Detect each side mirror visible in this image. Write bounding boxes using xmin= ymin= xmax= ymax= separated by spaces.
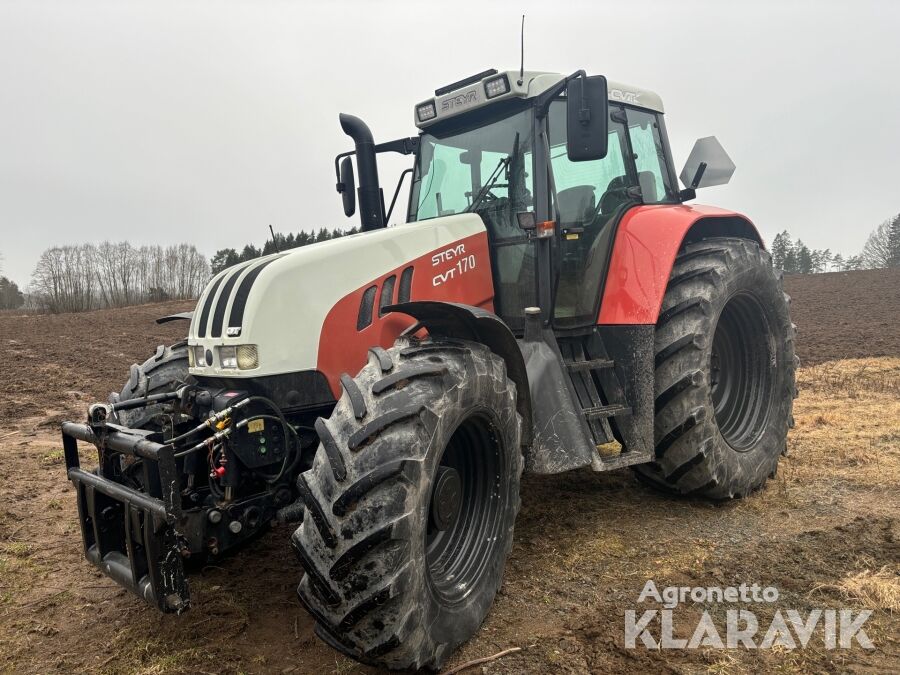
xmin=679 ymin=136 xmax=735 ymax=194
xmin=566 ymin=75 xmax=609 ymax=162
xmin=339 ymin=156 xmax=356 ymax=217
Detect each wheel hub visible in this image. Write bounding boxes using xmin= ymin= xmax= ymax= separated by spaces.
xmin=430 ymin=466 xmax=461 ymax=531
xmin=424 ymin=413 xmax=506 ymax=605
xmin=710 ymin=292 xmax=775 ymax=450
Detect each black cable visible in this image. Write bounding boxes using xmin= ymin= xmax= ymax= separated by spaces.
xmin=239 ymin=397 xmax=297 ymax=484
xmin=236 ymin=412 xmax=313 ymax=483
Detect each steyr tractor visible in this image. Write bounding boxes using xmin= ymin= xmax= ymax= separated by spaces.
xmin=62 ymin=68 xmax=796 ymax=670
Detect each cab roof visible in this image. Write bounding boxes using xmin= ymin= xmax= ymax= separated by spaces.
xmin=415 ymin=69 xmax=664 ymax=129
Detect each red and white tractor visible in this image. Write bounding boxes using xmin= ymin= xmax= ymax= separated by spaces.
xmin=62 ymin=68 xmax=796 ymax=670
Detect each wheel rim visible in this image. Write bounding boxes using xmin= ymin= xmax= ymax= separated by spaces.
xmin=425 ymin=412 xmax=505 ymax=604
xmin=709 ymin=292 xmax=775 ymax=451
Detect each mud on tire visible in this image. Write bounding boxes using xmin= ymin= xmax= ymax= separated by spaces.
xmin=111 ymin=341 xmax=190 ymax=429
xmin=634 ymin=237 xmax=797 ymax=499
xmin=291 ymin=338 xmax=522 ymax=670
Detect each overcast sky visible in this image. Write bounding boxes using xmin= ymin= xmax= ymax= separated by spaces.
xmin=1 ymin=0 xmax=898 ymax=286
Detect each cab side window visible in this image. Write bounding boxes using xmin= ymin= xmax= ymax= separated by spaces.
xmin=548 ymin=102 xmax=631 ymax=224
xmin=625 ymin=109 xmax=676 ymax=203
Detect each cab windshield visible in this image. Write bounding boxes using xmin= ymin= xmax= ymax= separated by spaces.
xmin=408 ymin=107 xmax=534 ymax=223
xmin=409 ymin=107 xmax=537 ymax=323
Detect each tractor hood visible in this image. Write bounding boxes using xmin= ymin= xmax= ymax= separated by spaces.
xmin=187 ymin=214 xmax=492 ymax=380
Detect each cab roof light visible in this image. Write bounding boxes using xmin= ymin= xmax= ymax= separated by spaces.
xmin=416 ymin=101 xmax=437 ymax=123
xmin=484 ymin=74 xmax=510 ymax=99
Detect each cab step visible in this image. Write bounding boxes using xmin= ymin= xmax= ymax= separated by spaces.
xmin=566 ymin=358 xmax=614 ymax=372
xmin=583 ymin=403 xmax=631 ymax=419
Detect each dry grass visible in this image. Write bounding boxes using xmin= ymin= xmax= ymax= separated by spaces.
xmin=797 ymin=357 xmax=900 ymax=397
xmin=833 ymin=567 xmax=900 ymax=612
xmin=788 ymin=358 xmax=900 ymax=494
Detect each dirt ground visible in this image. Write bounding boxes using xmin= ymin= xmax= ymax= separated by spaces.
xmin=1 ymin=271 xmax=898 ymax=674
xmin=783 ymin=267 xmax=900 ymax=365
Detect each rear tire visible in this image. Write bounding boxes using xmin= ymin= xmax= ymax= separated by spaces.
xmin=634 ymin=237 xmax=797 ymax=499
xmin=291 ymin=338 xmax=522 ymax=670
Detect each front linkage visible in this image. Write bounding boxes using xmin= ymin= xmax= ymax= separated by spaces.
xmin=62 ymin=386 xmax=307 ymax=613
xmin=63 ymin=417 xmax=190 ymax=612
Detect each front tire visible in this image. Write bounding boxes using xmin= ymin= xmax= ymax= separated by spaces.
xmin=112 ymin=341 xmax=190 ymax=429
xmin=635 ymin=237 xmax=797 ymax=499
xmin=292 ymin=338 xmax=522 ymax=670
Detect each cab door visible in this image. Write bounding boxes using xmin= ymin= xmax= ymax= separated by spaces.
xmin=547 ymin=101 xmax=678 ymax=328
xmin=547 ymin=101 xmax=633 ymax=328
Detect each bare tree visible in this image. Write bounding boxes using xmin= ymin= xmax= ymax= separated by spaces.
xmin=861 ymin=216 xmax=897 ymax=269
xmin=29 ymin=241 xmax=209 ymax=313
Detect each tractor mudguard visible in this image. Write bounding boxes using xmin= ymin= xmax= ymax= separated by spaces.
xmin=384 ymin=301 xmax=532 ymax=446
xmin=156 ymin=311 xmax=194 ymax=325
xmin=598 ymin=204 xmax=763 ymax=324
xmin=517 ymin=323 xmax=598 ymax=473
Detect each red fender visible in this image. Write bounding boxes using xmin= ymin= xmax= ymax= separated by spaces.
xmin=597 ymin=204 xmax=763 ymax=325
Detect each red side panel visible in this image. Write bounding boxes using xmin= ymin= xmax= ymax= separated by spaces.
xmin=317 ymin=232 xmax=493 ymax=396
xmin=597 ymin=204 xmax=761 ymax=325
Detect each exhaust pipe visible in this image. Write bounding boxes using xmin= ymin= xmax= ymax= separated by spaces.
xmin=339 ymin=113 xmax=385 ymax=231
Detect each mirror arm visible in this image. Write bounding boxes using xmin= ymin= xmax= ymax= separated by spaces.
xmin=385 ymin=168 xmax=414 ymax=224
xmin=678 ymin=161 xmax=708 ymax=202
xmin=375 ymin=137 xmax=420 ymax=155
xmin=335 ymin=137 xmax=419 ymax=193
xmin=334 ymin=150 xmax=354 ymax=192
xmin=690 ymin=161 xmax=708 ymax=189
xmin=535 ymin=69 xmax=586 ymax=118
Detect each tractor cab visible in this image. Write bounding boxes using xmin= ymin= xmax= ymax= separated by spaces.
xmin=409 ymin=70 xmax=680 ymax=332
xmin=337 ymin=69 xmax=695 ymax=332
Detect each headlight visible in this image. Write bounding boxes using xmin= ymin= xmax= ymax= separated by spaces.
xmin=236 ymin=345 xmax=259 ymax=370
xmin=219 ymin=346 xmax=238 ymax=369
xmin=217 ymin=345 xmax=258 ymax=370
xmin=194 ymin=345 xmax=206 ymax=367
xmin=188 ymin=346 xmax=195 ymax=367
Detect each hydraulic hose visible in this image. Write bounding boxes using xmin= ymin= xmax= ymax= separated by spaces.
xmin=169 ymin=397 xmax=252 ymax=447
xmin=174 ymin=395 xmax=306 ymax=487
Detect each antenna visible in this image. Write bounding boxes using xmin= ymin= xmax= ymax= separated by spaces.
xmin=268 ymin=224 xmax=280 ymax=253
xmin=517 ymin=15 xmax=525 ymax=85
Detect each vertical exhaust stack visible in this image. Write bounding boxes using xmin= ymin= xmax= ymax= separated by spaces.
xmin=339 ymin=113 xmax=385 ymax=231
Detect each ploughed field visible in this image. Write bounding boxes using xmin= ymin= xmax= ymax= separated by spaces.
xmin=0 ymin=270 xmax=898 ymax=674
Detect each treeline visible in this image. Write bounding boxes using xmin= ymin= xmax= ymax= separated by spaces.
xmin=770 ymin=233 xmax=858 ymax=274
xmin=211 ymin=226 xmax=358 ymax=274
xmin=0 ymin=276 xmax=24 ymax=310
xmin=30 ymin=242 xmax=209 ymax=313
xmin=0 ymin=255 xmax=25 ymax=310
xmin=772 ymin=213 xmax=900 ymax=274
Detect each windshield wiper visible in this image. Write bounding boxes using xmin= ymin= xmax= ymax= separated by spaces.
xmin=465 ymin=156 xmax=509 ymax=213
xmin=466 ymin=132 xmax=520 ymax=213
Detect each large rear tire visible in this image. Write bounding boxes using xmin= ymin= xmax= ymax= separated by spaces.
xmin=634 ymin=237 xmax=797 ymax=499
xmin=291 ymin=338 xmax=522 ymax=670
